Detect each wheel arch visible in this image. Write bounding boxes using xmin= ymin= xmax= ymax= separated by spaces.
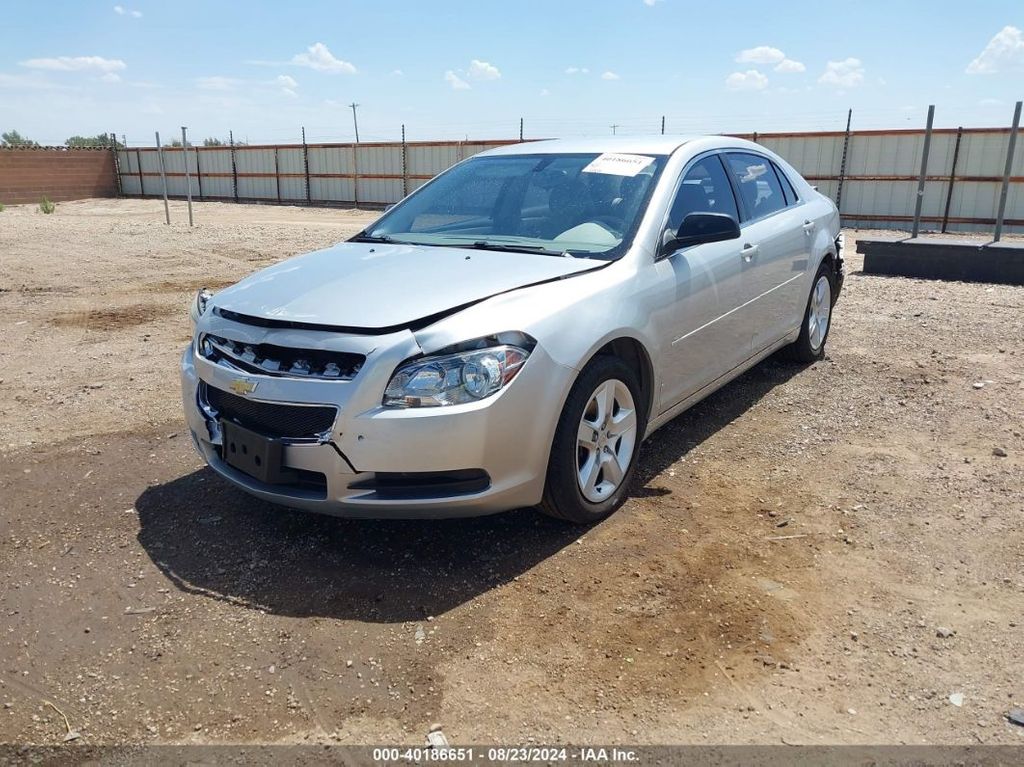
xmin=580 ymin=334 xmax=656 ymax=426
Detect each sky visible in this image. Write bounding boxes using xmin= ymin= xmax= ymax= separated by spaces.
xmin=1 ymin=0 xmax=1023 ymax=146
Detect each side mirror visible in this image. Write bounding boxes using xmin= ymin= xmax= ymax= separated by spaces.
xmin=663 ymin=212 xmax=740 ymax=254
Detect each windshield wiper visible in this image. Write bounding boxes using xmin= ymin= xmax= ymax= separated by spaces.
xmin=350 ymin=232 xmax=396 ymax=243
xmin=469 ymin=240 xmax=572 ymax=257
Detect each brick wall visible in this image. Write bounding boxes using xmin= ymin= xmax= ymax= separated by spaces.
xmin=0 ymin=148 xmax=117 ymax=205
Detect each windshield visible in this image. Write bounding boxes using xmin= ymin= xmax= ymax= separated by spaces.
xmin=361 ymin=152 xmax=667 ymax=259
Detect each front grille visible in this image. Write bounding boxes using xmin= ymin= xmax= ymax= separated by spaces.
xmin=203 ymin=384 xmax=337 ymax=440
xmin=200 ymin=334 xmax=364 ymax=380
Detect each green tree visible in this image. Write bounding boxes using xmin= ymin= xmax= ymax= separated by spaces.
xmin=65 ymin=134 xmax=123 ymax=149
xmin=1 ymin=129 xmax=39 ymax=147
xmin=202 ymin=137 xmax=225 ymax=147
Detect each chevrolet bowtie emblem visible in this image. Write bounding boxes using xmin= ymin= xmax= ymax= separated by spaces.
xmin=229 ymin=378 xmax=258 ymax=396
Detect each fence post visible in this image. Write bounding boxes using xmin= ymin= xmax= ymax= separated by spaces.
xmin=835 ymin=109 xmax=853 ymax=213
xmin=229 ymin=130 xmax=239 ymax=203
xmin=401 ymin=124 xmax=408 ymax=198
xmin=274 ymin=146 xmax=281 ymax=203
xmin=993 ymin=100 xmax=1022 ymax=242
xmin=941 ymin=126 xmax=963 ymax=233
xmin=194 ymin=146 xmax=204 ymax=200
xmin=155 ymin=131 xmax=170 ymax=225
xmin=351 ymin=143 xmax=360 ymax=208
xmin=301 ymin=127 xmax=311 ymax=204
xmin=181 ymin=126 xmax=194 ymax=227
xmin=910 ymin=105 xmax=935 ymax=238
xmin=109 ymin=132 xmax=123 ymax=197
xmin=135 ymin=148 xmax=144 ymax=195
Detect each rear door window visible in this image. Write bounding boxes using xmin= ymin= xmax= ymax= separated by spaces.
xmin=724 ymin=152 xmax=787 ymax=222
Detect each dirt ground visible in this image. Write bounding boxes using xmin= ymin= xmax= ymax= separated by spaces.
xmin=0 ymin=198 xmax=1022 ymax=747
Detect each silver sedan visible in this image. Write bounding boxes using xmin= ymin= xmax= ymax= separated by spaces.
xmin=181 ymin=135 xmax=842 ymax=523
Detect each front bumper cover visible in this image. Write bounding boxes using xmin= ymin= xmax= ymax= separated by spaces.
xmin=180 ymin=329 xmax=573 ymax=518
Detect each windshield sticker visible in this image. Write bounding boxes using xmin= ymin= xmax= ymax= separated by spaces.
xmin=581 ymin=153 xmax=655 ymax=177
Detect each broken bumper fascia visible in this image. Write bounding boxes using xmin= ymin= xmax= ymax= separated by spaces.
xmin=179 ymin=340 xmax=571 ymax=519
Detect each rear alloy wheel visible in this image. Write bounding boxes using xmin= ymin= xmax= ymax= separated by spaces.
xmin=539 ymin=356 xmax=646 ymax=524
xmin=782 ymin=262 xmax=834 ymax=363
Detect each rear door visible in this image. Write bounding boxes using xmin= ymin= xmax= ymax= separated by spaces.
xmin=723 ymin=153 xmax=810 ymax=353
xmin=654 ymin=153 xmax=750 ymax=410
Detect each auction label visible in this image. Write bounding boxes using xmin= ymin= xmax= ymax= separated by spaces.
xmin=581 ymin=153 xmax=655 ymax=177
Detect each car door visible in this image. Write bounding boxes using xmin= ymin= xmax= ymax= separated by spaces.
xmin=722 ymin=152 xmax=810 ymax=353
xmin=654 ymin=153 xmax=750 ymax=410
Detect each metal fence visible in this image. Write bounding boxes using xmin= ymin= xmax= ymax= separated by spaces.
xmin=115 ymin=126 xmax=1024 ymax=234
xmin=115 ymin=139 xmax=519 ymax=208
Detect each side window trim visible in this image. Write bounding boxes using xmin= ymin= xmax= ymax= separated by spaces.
xmin=721 ymin=151 xmax=752 ymax=223
xmin=771 ymin=161 xmax=800 ymax=206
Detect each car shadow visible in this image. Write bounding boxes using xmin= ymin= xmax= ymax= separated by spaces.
xmin=135 ymin=356 xmax=808 ymax=623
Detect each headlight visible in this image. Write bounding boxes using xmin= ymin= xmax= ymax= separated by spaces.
xmin=383 ymin=344 xmax=531 ymax=408
xmin=190 ymin=287 xmax=214 ymax=323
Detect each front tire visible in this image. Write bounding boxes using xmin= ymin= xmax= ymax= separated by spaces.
xmin=781 ymin=262 xmax=834 ymax=363
xmin=539 ymin=356 xmax=646 ymax=524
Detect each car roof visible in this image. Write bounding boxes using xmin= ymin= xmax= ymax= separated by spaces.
xmin=476 ymin=134 xmax=761 ymax=158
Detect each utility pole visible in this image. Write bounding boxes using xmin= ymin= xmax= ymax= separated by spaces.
xmin=660 ymin=115 xmax=665 ymax=135
xmin=349 ymin=102 xmax=361 ymax=143
xmin=610 ymin=124 xmax=619 ymax=135
xmin=519 ymin=117 xmax=524 ymax=141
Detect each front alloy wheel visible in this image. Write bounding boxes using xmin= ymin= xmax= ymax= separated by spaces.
xmin=576 ymin=379 xmax=638 ymax=503
xmin=540 ymin=355 xmax=646 ymax=524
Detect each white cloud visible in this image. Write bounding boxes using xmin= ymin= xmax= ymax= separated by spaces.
xmin=775 ymin=58 xmax=805 ymax=73
xmin=273 ymin=74 xmax=298 ymax=97
xmin=643 ymin=0 xmax=661 ymax=5
xmin=565 ymin=66 xmax=589 ymax=75
xmin=468 ymin=59 xmax=501 ymax=80
xmin=601 ymin=70 xmax=620 ymax=80
xmin=725 ymin=69 xmax=768 ymax=91
xmin=196 ymin=76 xmax=237 ymax=91
xmin=391 ymin=69 xmax=404 ymax=76
xmin=444 ymin=70 xmax=470 ymax=90
xmin=540 ymin=88 xmax=551 ymax=96
xmin=818 ymin=57 xmax=865 ymax=87
xmin=113 ymin=5 xmax=142 ymax=17
xmin=100 ymin=72 xmax=121 ymax=83
xmin=291 ymin=42 xmax=356 ymax=73
xmin=966 ymin=25 xmax=1024 ymax=74
xmin=19 ymin=55 xmax=126 ymax=73
xmin=736 ymin=46 xmax=785 ymax=65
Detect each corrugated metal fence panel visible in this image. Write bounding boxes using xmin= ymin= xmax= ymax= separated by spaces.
xmin=235 ymin=148 xmax=277 ymax=200
xmin=196 ymin=149 xmax=233 ymax=199
xmin=759 ymin=134 xmax=846 ymax=178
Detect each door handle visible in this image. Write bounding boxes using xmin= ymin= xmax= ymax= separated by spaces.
xmin=802 ymin=220 xmax=816 ymax=234
xmin=741 ymin=243 xmax=758 ymax=262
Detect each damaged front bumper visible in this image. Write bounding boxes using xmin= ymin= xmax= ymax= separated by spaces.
xmin=179 ymin=318 xmax=571 ymax=518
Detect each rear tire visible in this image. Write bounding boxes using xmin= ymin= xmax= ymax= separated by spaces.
xmin=539 ymin=356 xmax=647 ymax=525
xmin=781 ymin=262 xmax=834 ymax=363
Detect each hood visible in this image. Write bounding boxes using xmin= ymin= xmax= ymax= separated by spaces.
xmin=210 ymin=242 xmax=602 ymax=331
